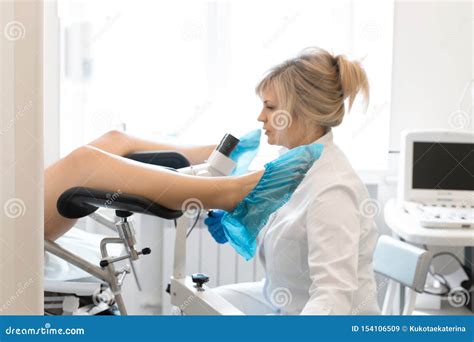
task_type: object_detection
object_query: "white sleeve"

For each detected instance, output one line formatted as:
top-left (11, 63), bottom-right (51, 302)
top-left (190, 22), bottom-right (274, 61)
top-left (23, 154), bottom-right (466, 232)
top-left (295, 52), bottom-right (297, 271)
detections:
top-left (301, 185), bottom-right (360, 315)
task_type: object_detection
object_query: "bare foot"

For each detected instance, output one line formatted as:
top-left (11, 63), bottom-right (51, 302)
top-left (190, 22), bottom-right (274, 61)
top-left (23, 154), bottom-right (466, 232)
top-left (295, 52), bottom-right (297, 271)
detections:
top-left (223, 170), bottom-right (264, 211)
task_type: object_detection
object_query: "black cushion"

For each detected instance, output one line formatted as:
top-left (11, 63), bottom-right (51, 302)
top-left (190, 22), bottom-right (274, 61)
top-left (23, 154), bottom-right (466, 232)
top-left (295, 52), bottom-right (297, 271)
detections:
top-left (125, 150), bottom-right (190, 169)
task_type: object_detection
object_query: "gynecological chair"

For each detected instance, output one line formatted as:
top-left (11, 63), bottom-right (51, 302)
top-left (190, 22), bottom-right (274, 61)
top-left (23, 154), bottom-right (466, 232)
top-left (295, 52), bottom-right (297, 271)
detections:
top-left (45, 133), bottom-right (433, 316)
top-left (44, 133), bottom-right (243, 315)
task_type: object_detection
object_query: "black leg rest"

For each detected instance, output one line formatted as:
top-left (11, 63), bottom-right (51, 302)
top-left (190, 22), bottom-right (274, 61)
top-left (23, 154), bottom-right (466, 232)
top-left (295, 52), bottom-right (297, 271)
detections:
top-left (125, 150), bottom-right (190, 169)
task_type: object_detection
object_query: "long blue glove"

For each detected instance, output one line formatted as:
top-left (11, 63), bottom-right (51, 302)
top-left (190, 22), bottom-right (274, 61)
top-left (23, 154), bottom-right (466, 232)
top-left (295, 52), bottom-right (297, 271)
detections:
top-left (229, 129), bottom-right (261, 175)
top-left (222, 143), bottom-right (324, 260)
top-left (204, 210), bottom-right (228, 244)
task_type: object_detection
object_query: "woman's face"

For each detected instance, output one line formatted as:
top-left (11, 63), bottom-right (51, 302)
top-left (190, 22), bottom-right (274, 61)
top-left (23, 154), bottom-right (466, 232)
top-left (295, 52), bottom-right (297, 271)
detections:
top-left (257, 88), bottom-right (319, 149)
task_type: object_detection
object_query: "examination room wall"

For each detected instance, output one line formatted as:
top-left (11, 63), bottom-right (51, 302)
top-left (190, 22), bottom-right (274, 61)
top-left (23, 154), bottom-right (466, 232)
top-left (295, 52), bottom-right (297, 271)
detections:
top-left (0, 0), bottom-right (44, 314)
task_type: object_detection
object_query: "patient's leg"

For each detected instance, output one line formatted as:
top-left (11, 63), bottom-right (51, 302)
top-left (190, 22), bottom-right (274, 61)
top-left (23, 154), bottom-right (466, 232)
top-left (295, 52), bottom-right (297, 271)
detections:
top-left (87, 130), bottom-right (216, 165)
top-left (45, 145), bottom-right (261, 240)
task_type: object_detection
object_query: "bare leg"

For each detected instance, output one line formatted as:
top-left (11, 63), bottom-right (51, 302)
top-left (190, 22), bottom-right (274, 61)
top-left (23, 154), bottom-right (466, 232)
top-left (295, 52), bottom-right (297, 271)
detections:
top-left (45, 145), bottom-right (261, 240)
top-left (87, 130), bottom-right (216, 164)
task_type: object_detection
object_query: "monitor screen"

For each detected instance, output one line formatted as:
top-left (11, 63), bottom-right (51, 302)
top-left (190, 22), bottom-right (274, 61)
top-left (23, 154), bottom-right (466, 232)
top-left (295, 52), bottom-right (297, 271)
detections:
top-left (412, 141), bottom-right (474, 191)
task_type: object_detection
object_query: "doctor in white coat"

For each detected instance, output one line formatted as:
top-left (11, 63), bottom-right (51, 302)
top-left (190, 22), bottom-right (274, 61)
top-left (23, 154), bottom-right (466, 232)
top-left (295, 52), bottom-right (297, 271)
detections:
top-left (209, 47), bottom-right (381, 315)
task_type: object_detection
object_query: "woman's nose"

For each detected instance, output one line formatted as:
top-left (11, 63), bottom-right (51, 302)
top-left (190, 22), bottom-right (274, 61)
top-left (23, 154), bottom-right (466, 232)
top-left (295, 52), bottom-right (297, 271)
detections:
top-left (257, 110), bottom-right (266, 123)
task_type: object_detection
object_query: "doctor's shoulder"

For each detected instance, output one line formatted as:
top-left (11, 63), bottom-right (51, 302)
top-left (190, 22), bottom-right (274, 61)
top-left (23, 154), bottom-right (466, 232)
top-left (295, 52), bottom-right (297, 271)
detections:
top-left (305, 146), bottom-right (355, 188)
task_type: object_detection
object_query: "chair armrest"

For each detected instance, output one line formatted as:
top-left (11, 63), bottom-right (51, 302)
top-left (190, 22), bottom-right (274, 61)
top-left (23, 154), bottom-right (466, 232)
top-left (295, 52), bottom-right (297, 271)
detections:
top-left (373, 235), bottom-right (433, 293)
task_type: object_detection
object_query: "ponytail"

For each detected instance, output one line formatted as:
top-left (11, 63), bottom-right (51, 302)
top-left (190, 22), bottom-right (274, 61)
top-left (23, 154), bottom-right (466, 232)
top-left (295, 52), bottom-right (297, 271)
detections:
top-left (335, 54), bottom-right (369, 111)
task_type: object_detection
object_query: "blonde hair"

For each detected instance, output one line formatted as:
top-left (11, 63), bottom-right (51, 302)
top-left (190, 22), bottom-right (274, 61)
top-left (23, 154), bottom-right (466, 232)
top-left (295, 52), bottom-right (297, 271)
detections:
top-left (256, 47), bottom-right (369, 128)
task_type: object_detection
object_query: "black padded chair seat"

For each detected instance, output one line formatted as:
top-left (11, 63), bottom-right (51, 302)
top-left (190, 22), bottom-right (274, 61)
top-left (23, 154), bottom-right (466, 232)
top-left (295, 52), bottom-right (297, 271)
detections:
top-left (56, 151), bottom-right (191, 220)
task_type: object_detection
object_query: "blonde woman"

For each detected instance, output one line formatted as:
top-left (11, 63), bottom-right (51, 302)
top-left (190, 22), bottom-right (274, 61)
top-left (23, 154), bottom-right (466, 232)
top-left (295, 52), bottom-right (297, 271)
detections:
top-left (207, 47), bottom-right (381, 315)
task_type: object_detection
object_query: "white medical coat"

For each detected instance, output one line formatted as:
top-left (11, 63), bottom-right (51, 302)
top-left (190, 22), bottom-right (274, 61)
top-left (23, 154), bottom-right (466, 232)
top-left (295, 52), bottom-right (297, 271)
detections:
top-left (257, 129), bottom-right (380, 315)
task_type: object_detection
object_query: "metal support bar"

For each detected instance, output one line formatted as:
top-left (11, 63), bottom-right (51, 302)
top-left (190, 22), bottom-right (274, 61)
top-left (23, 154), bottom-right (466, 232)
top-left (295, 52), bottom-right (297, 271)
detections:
top-left (173, 216), bottom-right (189, 279)
top-left (89, 212), bottom-right (117, 232)
top-left (99, 237), bottom-right (128, 315)
top-left (45, 240), bottom-right (109, 282)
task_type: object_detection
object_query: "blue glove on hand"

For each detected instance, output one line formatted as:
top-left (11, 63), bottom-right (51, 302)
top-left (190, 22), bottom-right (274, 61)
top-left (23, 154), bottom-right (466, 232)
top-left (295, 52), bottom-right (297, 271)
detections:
top-left (229, 129), bottom-right (261, 176)
top-left (204, 210), bottom-right (228, 244)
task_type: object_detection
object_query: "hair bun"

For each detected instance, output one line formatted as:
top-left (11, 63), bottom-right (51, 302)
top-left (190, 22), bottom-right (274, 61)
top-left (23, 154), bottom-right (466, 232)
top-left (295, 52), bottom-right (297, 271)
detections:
top-left (335, 54), bottom-right (369, 110)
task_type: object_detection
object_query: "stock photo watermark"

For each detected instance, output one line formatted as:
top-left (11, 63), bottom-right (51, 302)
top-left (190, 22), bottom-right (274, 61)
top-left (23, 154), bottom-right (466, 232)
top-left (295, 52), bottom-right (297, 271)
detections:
top-left (0, 100), bottom-right (33, 137)
top-left (5, 323), bottom-right (85, 336)
top-left (359, 198), bottom-right (381, 219)
top-left (175, 100), bottom-right (213, 136)
top-left (263, 12), bottom-right (300, 49)
top-left (447, 286), bottom-right (470, 308)
top-left (89, 112), bottom-right (123, 132)
top-left (181, 198), bottom-right (204, 219)
top-left (352, 276), bottom-right (389, 315)
top-left (181, 20), bottom-right (205, 42)
top-left (0, 278), bottom-right (34, 313)
top-left (352, 101), bottom-right (389, 139)
top-left (3, 198), bottom-right (27, 219)
top-left (87, 12), bottom-right (122, 48)
top-left (3, 20), bottom-right (26, 41)
top-left (448, 109), bottom-right (471, 130)
top-left (359, 20), bottom-right (381, 43)
top-left (179, 294), bottom-right (197, 313)
top-left (269, 287), bottom-right (293, 309)
top-left (269, 110), bottom-right (293, 131)
top-left (104, 190), bottom-right (123, 209)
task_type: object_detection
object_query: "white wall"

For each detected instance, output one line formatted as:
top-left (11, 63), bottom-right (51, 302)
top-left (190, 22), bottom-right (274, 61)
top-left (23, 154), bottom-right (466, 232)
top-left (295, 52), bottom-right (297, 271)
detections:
top-left (0, 1), bottom-right (44, 314)
top-left (44, 2), bottom-right (60, 167)
top-left (380, 0), bottom-right (473, 229)
top-left (389, 0), bottom-right (473, 151)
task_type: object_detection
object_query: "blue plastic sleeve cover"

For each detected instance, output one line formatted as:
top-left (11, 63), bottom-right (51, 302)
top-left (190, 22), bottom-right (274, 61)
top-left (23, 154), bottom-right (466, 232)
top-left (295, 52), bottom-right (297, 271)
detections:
top-left (222, 143), bottom-right (324, 260)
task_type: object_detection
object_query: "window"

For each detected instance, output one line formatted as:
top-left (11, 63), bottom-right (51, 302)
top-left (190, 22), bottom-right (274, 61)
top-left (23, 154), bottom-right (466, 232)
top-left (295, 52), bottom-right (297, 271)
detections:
top-left (58, 0), bottom-right (394, 170)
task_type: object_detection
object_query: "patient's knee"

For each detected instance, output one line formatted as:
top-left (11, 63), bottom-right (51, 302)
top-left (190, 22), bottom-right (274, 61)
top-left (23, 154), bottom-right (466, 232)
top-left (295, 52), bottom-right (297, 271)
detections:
top-left (101, 129), bottom-right (126, 144)
top-left (65, 145), bottom-right (103, 171)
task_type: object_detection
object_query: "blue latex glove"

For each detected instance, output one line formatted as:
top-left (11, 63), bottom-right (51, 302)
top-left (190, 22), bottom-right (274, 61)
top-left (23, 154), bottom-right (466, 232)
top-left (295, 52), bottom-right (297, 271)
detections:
top-left (229, 129), bottom-right (261, 176)
top-left (204, 210), bottom-right (228, 244)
